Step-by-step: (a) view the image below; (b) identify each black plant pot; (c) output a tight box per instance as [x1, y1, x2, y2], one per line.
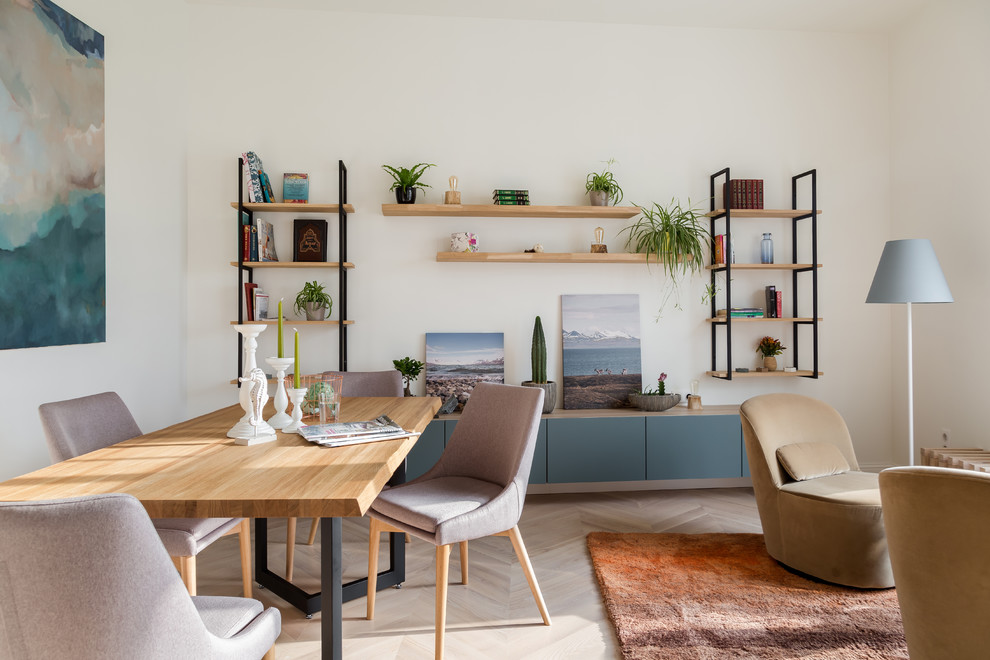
[395, 188, 417, 204]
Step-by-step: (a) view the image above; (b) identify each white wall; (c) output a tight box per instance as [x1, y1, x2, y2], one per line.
[185, 8, 895, 465]
[0, 0, 188, 481]
[889, 0, 990, 459]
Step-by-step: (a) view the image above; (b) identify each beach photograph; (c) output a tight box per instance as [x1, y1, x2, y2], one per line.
[561, 294, 642, 409]
[425, 332, 505, 411]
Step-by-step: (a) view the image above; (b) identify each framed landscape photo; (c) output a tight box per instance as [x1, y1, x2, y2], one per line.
[293, 218, 327, 262]
[425, 332, 504, 412]
[561, 294, 642, 409]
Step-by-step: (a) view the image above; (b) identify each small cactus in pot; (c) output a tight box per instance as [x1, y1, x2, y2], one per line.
[522, 315, 557, 414]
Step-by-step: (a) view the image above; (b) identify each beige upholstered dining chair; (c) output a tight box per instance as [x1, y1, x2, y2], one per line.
[39, 391, 253, 597]
[0, 493, 280, 659]
[365, 382, 551, 659]
[285, 369, 404, 581]
[880, 466, 990, 660]
[740, 393, 893, 588]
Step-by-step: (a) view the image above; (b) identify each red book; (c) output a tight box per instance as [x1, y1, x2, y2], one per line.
[776, 290, 783, 318]
[714, 234, 726, 264]
[244, 282, 258, 321]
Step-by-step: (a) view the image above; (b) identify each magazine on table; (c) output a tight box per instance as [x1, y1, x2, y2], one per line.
[297, 415, 414, 445]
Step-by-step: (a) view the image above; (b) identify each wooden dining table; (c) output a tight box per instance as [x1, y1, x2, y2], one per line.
[0, 395, 441, 660]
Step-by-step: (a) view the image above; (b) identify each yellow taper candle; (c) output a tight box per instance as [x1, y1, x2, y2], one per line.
[293, 329, 300, 389]
[277, 299, 284, 358]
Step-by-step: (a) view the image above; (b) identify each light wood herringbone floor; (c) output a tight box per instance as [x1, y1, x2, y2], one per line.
[197, 488, 761, 659]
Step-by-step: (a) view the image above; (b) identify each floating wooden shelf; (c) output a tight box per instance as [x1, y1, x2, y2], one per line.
[230, 202, 355, 213]
[229, 319, 354, 326]
[706, 263, 821, 271]
[706, 370, 823, 378]
[383, 203, 640, 219]
[705, 209, 822, 219]
[436, 251, 659, 264]
[231, 261, 355, 269]
[706, 317, 823, 323]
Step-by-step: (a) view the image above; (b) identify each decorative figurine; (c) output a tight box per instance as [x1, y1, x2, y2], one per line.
[591, 226, 607, 253]
[234, 367, 277, 445]
[450, 232, 478, 252]
[444, 175, 461, 205]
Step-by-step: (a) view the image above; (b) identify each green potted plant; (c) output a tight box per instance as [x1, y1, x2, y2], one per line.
[629, 373, 681, 412]
[756, 336, 785, 371]
[392, 356, 424, 397]
[620, 197, 711, 317]
[382, 162, 436, 204]
[521, 316, 556, 413]
[585, 158, 623, 206]
[294, 280, 332, 321]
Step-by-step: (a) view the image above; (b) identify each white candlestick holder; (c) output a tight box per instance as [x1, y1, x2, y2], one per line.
[228, 323, 269, 439]
[283, 387, 308, 433]
[265, 356, 295, 429]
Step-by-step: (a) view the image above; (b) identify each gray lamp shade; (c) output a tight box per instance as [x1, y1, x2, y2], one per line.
[866, 239, 953, 304]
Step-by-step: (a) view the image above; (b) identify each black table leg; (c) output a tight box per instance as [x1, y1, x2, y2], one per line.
[322, 517, 343, 660]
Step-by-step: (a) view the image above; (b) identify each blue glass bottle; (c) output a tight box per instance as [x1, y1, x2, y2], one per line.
[761, 233, 774, 264]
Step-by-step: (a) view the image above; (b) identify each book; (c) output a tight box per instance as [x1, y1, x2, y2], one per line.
[249, 225, 258, 262]
[261, 170, 276, 203]
[244, 282, 258, 320]
[714, 234, 726, 265]
[242, 152, 265, 203]
[776, 290, 783, 318]
[283, 173, 309, 203]
[493, 199, 531, 205]
[254, 292, 269, 320]
[493, 189, 529, 195]
[256, 219, 278, 262]
[293, 218, 328, 262]
[764, 286, 776, 318]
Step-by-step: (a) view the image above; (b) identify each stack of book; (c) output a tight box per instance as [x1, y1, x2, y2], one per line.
[241, 213, 278, 262]
[712, 233, 735, 264]
[493, 189, 530, 205]
[243, 282, 270, 321]
[722, 179, 764, 209]
[242, 151, 277, 203]
[764, 285, 783, 318]
[716, 307, 765, 319]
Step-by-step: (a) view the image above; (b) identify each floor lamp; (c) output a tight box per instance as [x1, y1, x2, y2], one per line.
[866, 239, 953, 465]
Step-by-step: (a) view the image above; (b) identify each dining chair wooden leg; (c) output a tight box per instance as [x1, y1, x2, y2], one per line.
[459, 541, 469, 585]
[238, 518, 252, 598]
[262, 644, 276, 660]
[285, 517, 297, 581]
[436, 544, 451, 660]
[367, 517, 384, 620]
[306, 517, 319, 545]
[178, 555, 197, 596]
[502, 526, 551, 626]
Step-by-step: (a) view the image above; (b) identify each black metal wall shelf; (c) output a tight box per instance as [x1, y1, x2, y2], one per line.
[706, 167, 821, 380]
[234, 159, 350, 379]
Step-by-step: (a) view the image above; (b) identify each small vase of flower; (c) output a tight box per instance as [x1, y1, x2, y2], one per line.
[756, 336, 785, 371]
[629, 372, 681, 412]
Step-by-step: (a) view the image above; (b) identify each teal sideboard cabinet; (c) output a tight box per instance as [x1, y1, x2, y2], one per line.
[406, 405, 745, 489]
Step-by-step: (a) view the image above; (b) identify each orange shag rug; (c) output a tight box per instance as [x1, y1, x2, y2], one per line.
[587, 533, 906, 659]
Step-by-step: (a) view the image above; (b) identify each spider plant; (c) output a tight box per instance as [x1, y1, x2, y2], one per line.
[585, 158, 623, 205]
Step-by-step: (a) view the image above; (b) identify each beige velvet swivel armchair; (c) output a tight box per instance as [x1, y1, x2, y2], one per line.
[740, 393, 893, 588]
[880, 466, 990, 659]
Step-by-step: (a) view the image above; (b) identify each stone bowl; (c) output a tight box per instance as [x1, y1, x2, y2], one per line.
[629, 393, 681, 412]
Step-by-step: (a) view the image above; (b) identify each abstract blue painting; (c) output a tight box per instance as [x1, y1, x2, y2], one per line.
[0, 0, 105, 349]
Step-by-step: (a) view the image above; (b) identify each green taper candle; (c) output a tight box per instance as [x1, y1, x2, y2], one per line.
[277, 299, 284, 358]
[293, 329, 300, 389]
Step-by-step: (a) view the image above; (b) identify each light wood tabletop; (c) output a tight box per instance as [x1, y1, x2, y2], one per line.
[0, 396, 441, 519]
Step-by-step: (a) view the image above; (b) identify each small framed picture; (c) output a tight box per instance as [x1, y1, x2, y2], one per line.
[293, 218, 328, 262]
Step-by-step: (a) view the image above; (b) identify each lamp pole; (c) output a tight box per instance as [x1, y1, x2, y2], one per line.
[906, 302, 914, 466]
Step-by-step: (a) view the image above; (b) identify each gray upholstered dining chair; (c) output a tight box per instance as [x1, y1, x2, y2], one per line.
[39, 391, 253, 597]
[880, 466, 990, 660]
[0, 493, 280, 659]
[285, 369, 404, 581]
[365, 382, 551, 659]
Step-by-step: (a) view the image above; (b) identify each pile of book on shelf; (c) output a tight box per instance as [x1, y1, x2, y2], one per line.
[764, 285, 783, 318]
[722, 179, 764, 209]
[297, 415, 415, 447]
[241, 213, 278, 263]
[492, 189, 529, 205]
[242, 282, 270, 321]
[242, 151, 277, 203]
[712, 233, 735, 265]
[717, 307, 765, 319]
